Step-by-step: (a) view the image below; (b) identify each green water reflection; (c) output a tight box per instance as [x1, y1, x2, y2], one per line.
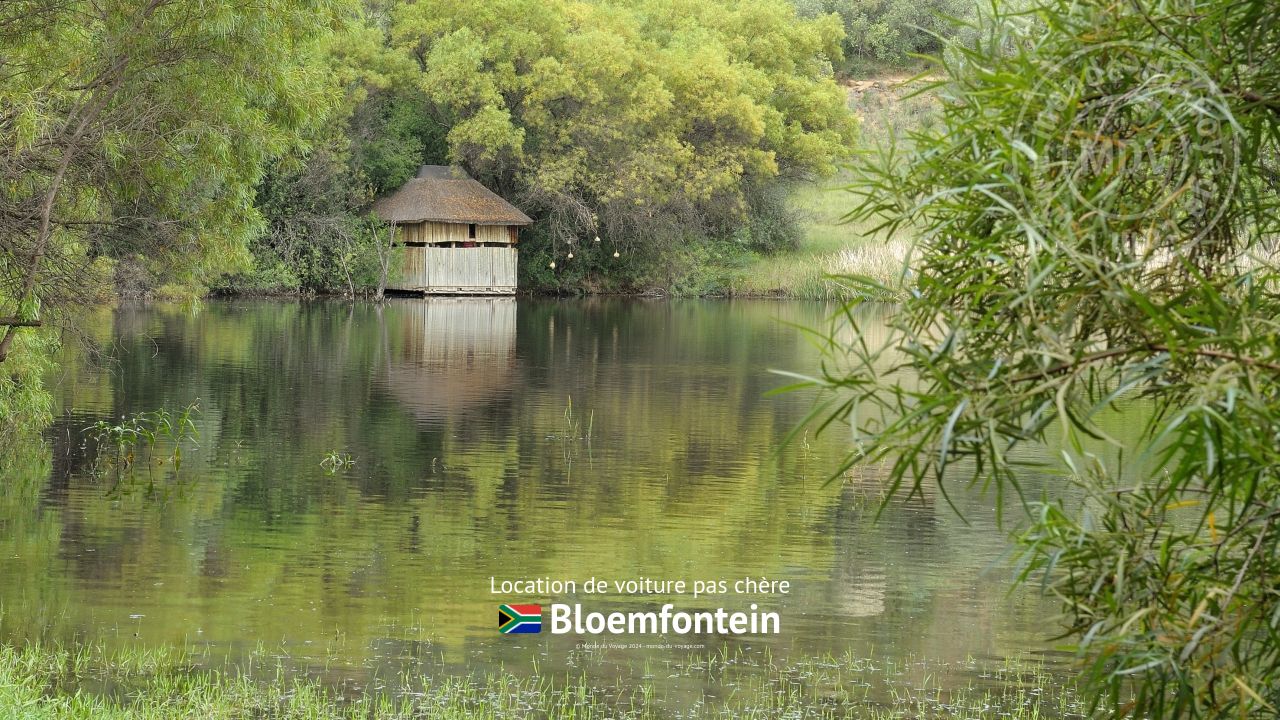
[3, 298, 1064, 697]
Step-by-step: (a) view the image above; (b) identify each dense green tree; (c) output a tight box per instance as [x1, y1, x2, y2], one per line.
[793, 0, 976, 70]
[801, 0, 1280, 715]
[227, 14, 445, 296]
[390, 0, 855, 290]
[0, 0, 359, 426]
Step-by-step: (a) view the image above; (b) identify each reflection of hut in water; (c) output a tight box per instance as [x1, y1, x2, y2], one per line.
[383, 299, 517, 422]
[372, 166, 532, 295]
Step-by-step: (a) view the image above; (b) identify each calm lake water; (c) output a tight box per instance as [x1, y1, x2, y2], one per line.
[2, 299, 1073, 705]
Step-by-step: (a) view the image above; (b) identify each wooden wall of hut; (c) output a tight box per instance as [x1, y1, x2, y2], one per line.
[397, 246, 517, 294]
[398, 222, 515, 245]
[393, 221, 519, 294]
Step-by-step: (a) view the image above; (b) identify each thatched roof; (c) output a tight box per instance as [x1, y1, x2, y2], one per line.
[372, 166, 532, 226]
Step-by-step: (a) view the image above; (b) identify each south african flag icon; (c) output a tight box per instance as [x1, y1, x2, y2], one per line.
[498, 604, 542, 634]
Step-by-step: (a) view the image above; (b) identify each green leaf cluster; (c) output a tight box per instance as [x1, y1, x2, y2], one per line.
[387, 0, 854, 286]
[1, 0, 359, 288]
[801, 0, 1280, 715]
[0, 0, 365, 429]
[793, 0, 979, 71]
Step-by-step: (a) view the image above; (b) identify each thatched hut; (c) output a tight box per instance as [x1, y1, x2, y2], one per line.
[373, 166, 532, 294]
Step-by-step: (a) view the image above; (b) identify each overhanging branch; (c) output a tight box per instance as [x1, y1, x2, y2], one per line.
[0, 317, 43, 327]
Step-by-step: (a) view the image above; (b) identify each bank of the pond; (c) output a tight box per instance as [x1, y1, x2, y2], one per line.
[208, 199, 911, 302]
[720, 187, 909, 300]
[0, 644, 1084, 720]
[656, 77, 930, 300]
[212, 79, 930, 303]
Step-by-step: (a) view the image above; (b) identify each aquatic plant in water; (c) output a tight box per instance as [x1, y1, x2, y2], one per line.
[84, 402, 200, 490]
[321, 450, 356, 473]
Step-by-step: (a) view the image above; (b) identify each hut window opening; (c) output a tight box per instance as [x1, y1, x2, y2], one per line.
[468, 223, 477, 239]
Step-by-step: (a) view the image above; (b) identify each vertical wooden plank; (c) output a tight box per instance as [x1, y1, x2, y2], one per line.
[408, 246, 520, 294]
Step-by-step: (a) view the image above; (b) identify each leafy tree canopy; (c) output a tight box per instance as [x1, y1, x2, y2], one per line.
[793, 0, 977, 69]
[0, 0, 360, 375]
[390, 0, 855, 270]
